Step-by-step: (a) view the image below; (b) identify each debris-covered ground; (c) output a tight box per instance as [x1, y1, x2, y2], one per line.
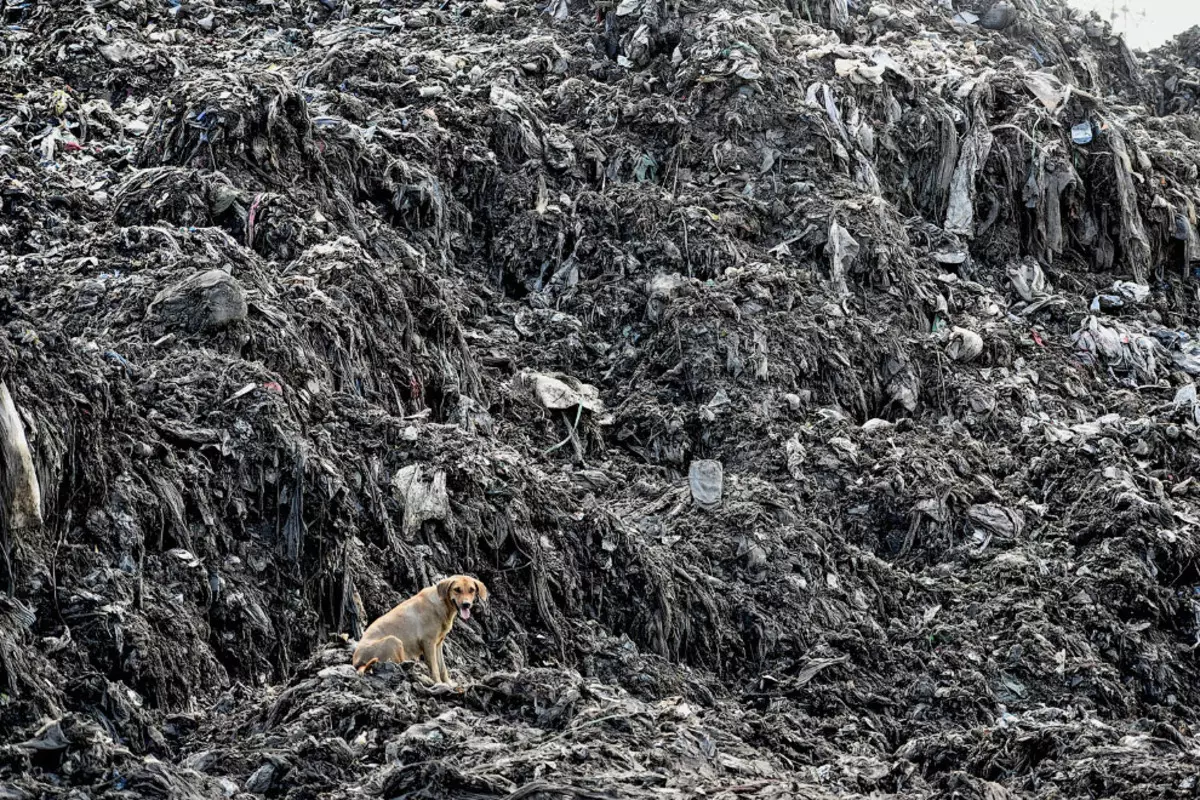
[3, 0, 1200, 797]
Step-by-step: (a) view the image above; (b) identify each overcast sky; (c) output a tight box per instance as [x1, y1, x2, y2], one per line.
[1068, 0, 1200, 49]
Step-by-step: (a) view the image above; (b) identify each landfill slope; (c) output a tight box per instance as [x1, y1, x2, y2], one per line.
[2, 0, 1200, 797]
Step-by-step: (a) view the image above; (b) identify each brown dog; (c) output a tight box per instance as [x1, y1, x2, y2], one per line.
[352, 575, 487, 684]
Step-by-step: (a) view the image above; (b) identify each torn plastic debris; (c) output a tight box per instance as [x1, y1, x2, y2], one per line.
[1090, 282, 1149, 313]
[1176, 350, 1200, 376]
[148, 269, 248, 333]
[1025, 72, 1070, 113]
[1173, 214, 1200, 266]
[979, 0, 1017, 30]
[1071, 121, 1094, 145]
[688, 459, 724, 508]
[825, 220, 859, 298]
[966, 504, 1025, 546]
[1173, 384, 1200, 425]
[1151, 329, 1200, 376]
[945, 121, 993, 236]
[933, 250, 969, 265]
[1008, 258, 1065, 315]
[946, 327, 984, 362]
[391, 464, 450, 537]
[1112, 281, 1150, 303]
[1090, 294, 1125, 313]
[0, 382, 43, 530]
[518, 371, 604, 413]
[1173, 383, 1197, 409]
[1073, 316, 1161, 382]
[835, 58, 886, 86]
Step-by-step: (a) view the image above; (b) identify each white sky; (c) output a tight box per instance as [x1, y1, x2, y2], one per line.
[1068, 0, 1200, 49]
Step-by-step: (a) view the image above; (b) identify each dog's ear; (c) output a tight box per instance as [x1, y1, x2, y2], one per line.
[474, 578, 488, 602]
[436, 577, 454, 604]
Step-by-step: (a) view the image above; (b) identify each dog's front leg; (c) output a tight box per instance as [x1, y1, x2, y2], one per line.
[436, 640, 451, 684]
[423, 639, 444, 684]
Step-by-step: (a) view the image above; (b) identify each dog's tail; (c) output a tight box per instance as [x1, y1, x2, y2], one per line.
[352, 635, 406, 671]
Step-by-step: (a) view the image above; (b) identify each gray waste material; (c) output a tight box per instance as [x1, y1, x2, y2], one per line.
[4, 0, 1200, 798]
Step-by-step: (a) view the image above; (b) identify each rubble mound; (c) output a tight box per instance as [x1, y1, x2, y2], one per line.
[3, 0, 1200, 797]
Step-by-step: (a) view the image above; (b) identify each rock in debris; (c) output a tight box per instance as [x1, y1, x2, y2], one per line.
[148, 269, 248, 333]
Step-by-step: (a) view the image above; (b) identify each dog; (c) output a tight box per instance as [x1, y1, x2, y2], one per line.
[352, 575, 487, 684]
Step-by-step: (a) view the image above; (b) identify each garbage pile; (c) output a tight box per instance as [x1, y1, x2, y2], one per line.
[3, 0, 1200, 797]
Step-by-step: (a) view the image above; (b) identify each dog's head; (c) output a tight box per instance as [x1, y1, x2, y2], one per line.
[437, 575, 488, 621]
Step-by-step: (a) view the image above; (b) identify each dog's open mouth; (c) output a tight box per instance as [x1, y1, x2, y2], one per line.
[459, 606, 471, 620]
